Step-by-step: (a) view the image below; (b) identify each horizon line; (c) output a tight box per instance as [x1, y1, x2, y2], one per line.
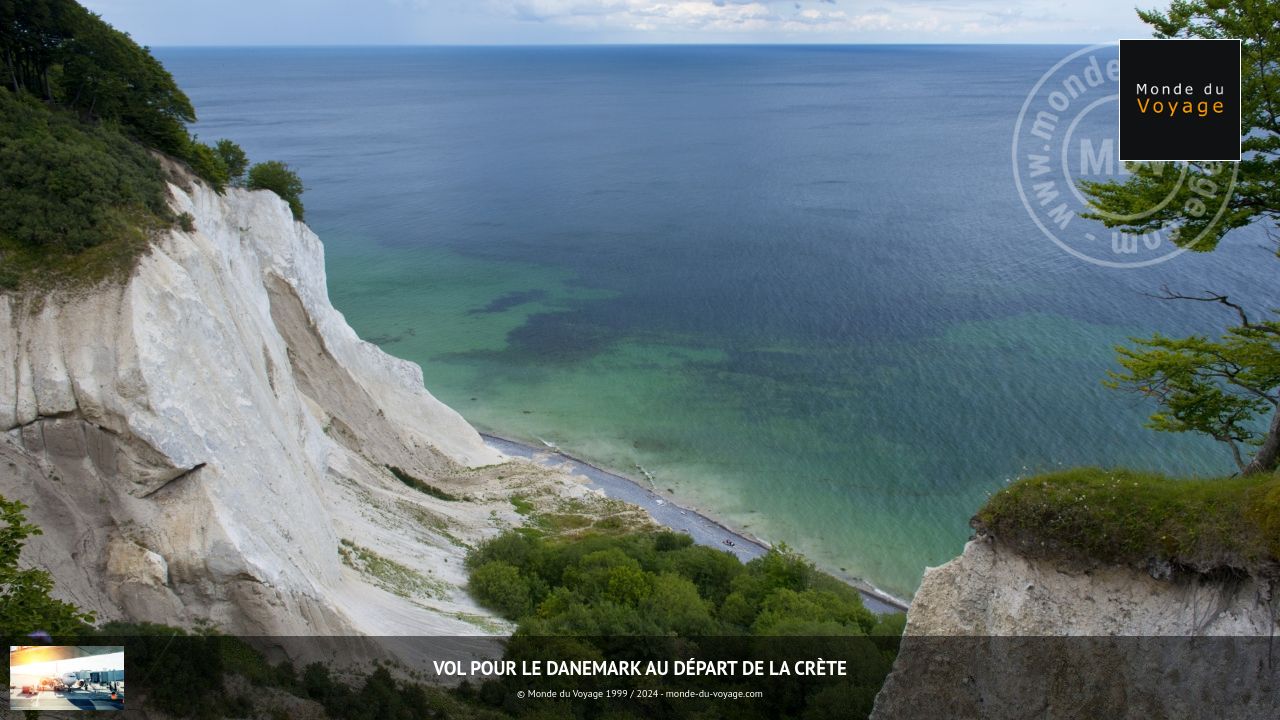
[151, 40, 1123, 50]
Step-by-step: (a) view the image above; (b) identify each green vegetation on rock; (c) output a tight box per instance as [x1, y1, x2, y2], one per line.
[974, 468, 1280, 579]
[999, 1, 1280, 579]
[387, 464, 462, 501]
[338, 538, 448, 600]
[0, 495, 95, 636]
[0, 1, 302, 288]
[248, 160, 306, 220]
[0, 89, 172, 288]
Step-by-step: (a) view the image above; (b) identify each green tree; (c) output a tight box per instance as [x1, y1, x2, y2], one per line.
[0, 495, 95, 635]
[52, 5, 195, 155]
[1107, 321, 1280, 474]
[1082, 0, 1280, 475]
[751, 588, 873, 636]
[469, 561, 532, 619]
[603, 563, 651, 606]
[466, 530, 898, 719]
[0, 89, 170, 252]
[1081, 0, 1278, 253]
[214, 139, 249, 185]
[248, 160, 306, 220]
[0, 0, 79, 98]
[186, 139, 230, 192]
[1, 2, 249, 192]
[640, 572, 715, 635]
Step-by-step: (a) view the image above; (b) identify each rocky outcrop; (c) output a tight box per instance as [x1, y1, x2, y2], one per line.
[871, 537, 1280, 719]
[0, 170, 537, 636]
[893, 537, 1277, 636]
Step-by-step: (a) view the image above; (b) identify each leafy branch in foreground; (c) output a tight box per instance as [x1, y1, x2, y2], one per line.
[1105, 319, 1280, 474]
[0, 495, 95, 636]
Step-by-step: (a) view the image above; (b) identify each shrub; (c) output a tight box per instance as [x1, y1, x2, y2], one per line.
[469, 561, 532, 619]
[248, 160, 305, 220]
[0, 495, 96, 635]
[466, 530, 541, 571]
[0, 89, 171, 254]
[214, 139, 249, 184]
[185, 139, 230, 192]
[467, 530, 902, 719]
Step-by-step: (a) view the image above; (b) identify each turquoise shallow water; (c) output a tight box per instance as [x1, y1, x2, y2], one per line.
[162, 45, 1272, 598]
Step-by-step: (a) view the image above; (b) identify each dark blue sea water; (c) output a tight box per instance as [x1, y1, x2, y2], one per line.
[159, 46, 1273, 598]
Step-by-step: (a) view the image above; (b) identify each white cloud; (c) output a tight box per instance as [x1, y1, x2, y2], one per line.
[80, 0, 1150, 46]
[488, 0, 1124, 38]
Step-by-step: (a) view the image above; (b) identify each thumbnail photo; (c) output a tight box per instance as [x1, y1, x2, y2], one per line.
[9, 645, 125, 712]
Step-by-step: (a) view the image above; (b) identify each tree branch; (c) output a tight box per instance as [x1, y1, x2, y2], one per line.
[1142, 285, 1254, 326]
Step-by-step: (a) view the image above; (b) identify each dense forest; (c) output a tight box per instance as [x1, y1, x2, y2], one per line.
[465, 529, 903, 718]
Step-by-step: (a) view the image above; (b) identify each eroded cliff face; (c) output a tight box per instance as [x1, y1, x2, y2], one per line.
[0, 172, 551, 636]
[872, 537, 1280, 719]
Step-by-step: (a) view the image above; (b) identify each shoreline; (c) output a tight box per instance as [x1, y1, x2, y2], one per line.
[479, 431, 910, 615]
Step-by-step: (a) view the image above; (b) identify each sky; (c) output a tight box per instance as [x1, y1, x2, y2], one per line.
[81, 0, 1152, 46]
[10, 651, 125, 681]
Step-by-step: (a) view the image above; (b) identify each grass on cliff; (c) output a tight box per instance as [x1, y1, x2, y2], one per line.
[338, 538, 450, 601]
[974, 467, 1280, 579]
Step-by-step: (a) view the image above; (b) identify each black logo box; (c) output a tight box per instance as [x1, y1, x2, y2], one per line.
[1119, 38, 1241, 162]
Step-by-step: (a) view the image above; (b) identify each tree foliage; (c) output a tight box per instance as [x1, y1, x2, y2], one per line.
[0, 495, 95, 636]
[0, 0, 78, 99]
[1107, 321, 1280, 474]
[1084, 1, 1280, 475]
[1, 0, 194, 155]
[0, 1, 297, 285]
[185, 139, 230, 192]
[0, 89, 170, 253]
[248, 160, 305, 220]
[1080, 0, 1279, 252]
[214, 138, 248, 185]
[466, 530, 902, 718]
[467, 530, 884, 637]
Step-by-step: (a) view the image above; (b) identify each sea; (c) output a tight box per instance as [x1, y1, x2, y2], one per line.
[159, 45, 1273, 599]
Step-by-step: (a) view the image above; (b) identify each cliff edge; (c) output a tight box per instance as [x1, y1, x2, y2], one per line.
[871, 536, 1280, 719]
[0, 170, 547, 636]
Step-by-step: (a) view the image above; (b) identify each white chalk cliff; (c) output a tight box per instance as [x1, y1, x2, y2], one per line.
[871, 537, 1280, 719]
[893, 537, 1277, 636]
[0, 168, 539, 636]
